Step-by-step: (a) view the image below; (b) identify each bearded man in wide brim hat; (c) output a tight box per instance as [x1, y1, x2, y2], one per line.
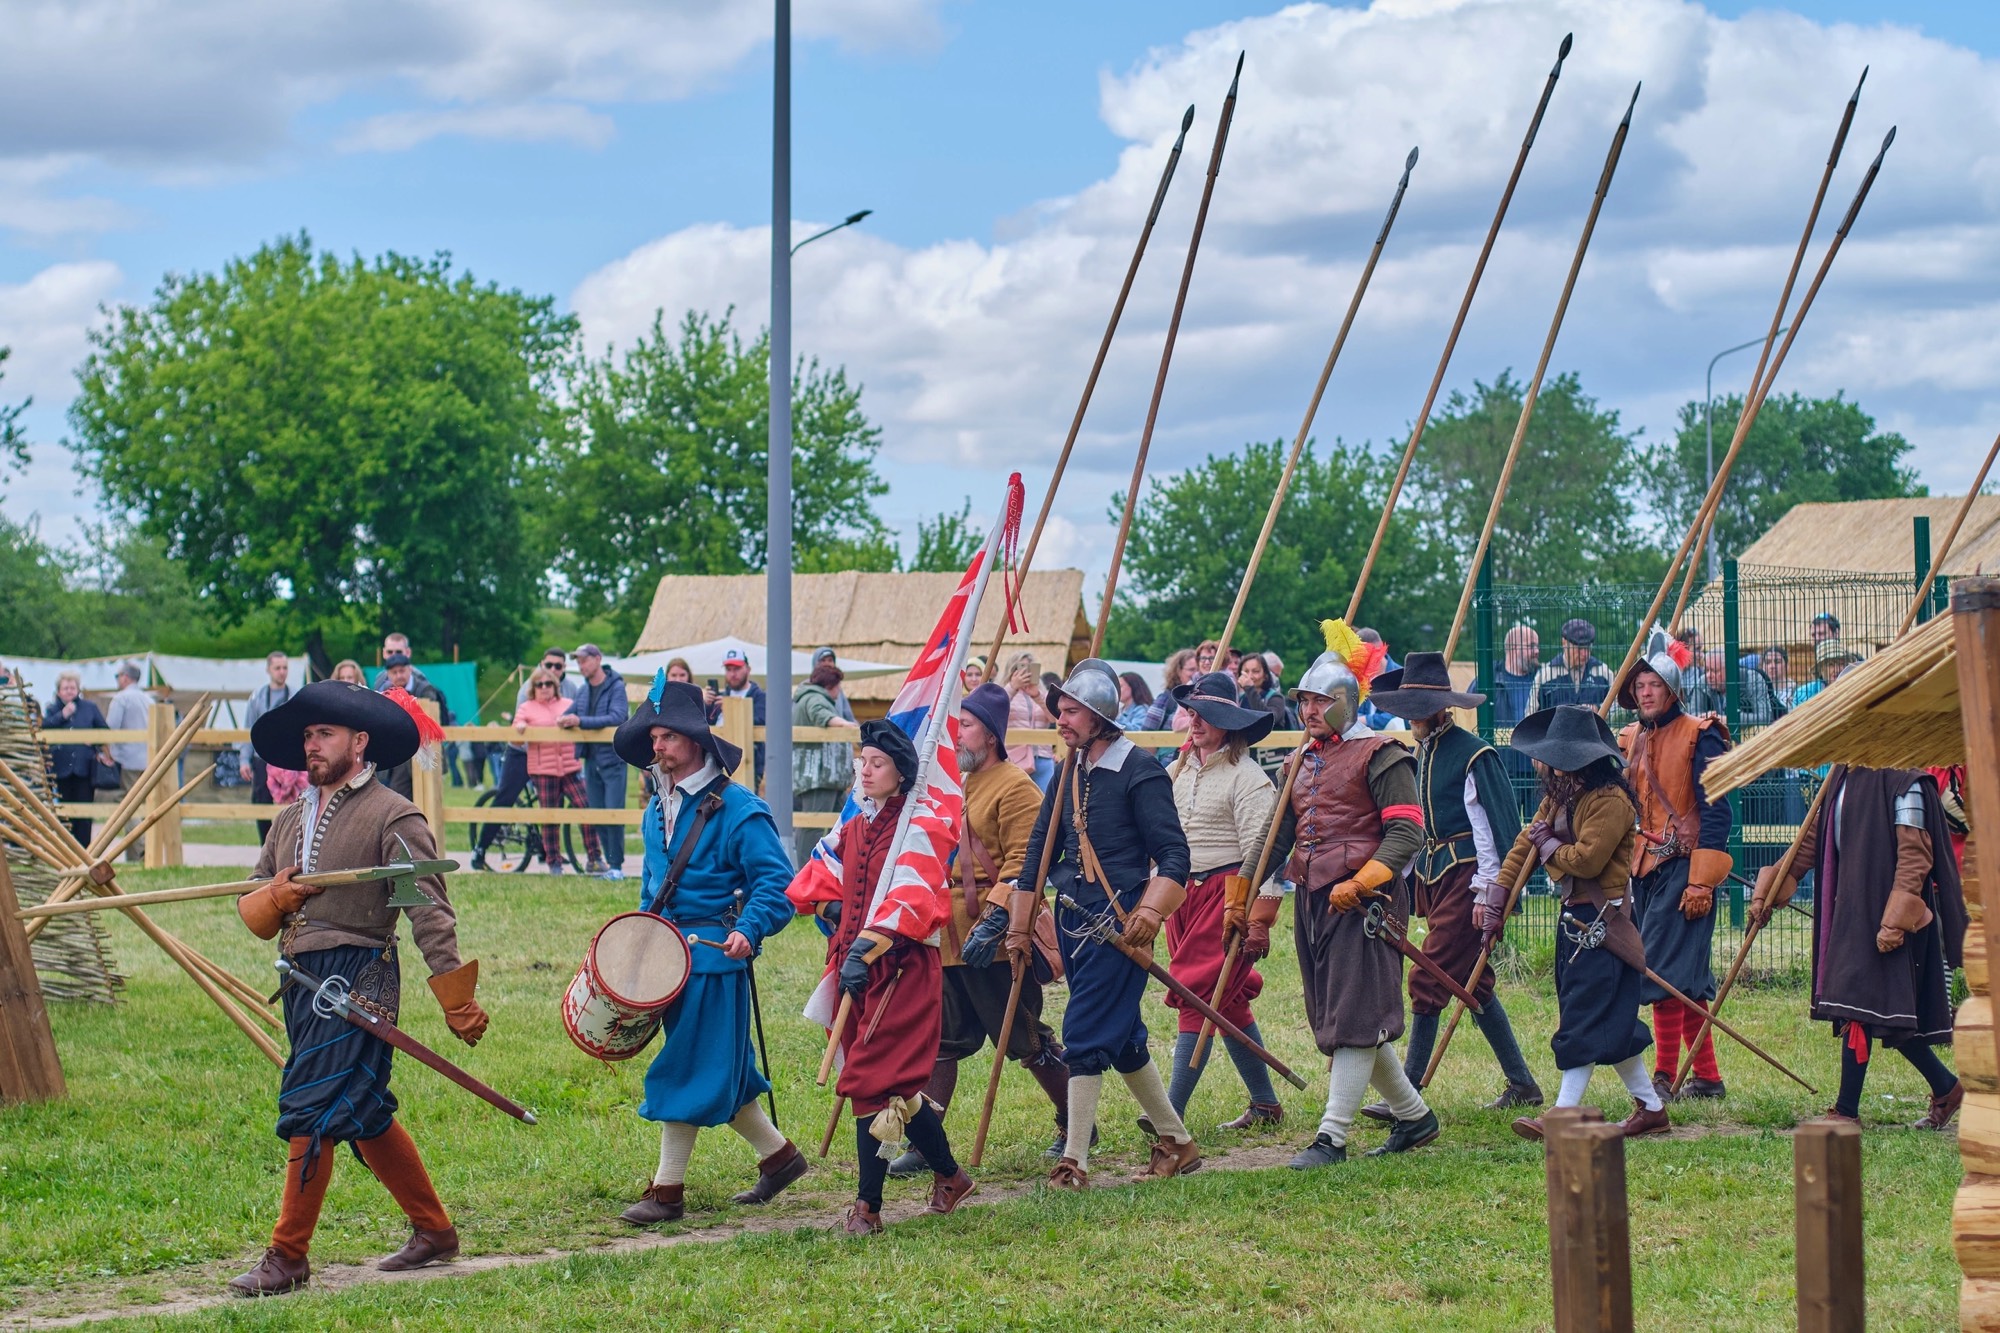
[1615, 625, 1734, 1104]
[1361, 652, 1541, 1116]
[227, 680, 488, 1298]
[997, 658, 1195, 1189]
[1261, 629, 1438, 1168]
[610, 677, 802, 1230]
[1499, 705, 1666, 1141]
[1152, 672, 1285, 1132]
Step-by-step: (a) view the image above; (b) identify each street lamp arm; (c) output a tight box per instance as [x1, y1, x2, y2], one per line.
[790, 209, 874, 256]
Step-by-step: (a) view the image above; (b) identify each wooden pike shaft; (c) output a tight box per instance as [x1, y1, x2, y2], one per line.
[70, 763, 216, 876]
[1607, 121, 1896, 692]
[1442, 85, 1640, 662]
[1421, 845, 1536, 1087]
[983, 106, 1196, 681]
[1093, 54, 1243, 657]
[80, 699, 208, 861]
[1665, 68, 1867, 631]
[1643, 958, 1816, 1093]
[1671, 775, 1835, 1093]
[816, 993, 853, 1087]
[1348, 33, 1572, 624]
[1896, 428, 2000, 638]
[1192, 745, 1303, 1065]
[27, 763, 217, 940]
[1213, 146, 1418, 662]
[820, 1094, 846, 1158]
[23, 862, 415, 919]
[970, 753, 1075, 1167]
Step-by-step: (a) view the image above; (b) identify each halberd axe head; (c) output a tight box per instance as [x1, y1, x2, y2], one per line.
[379, 832, 455, 908]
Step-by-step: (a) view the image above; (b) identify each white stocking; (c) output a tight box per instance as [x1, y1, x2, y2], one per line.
[654, 1122, 698, 1186]
[1614, 1055, 1663, 1111]
[729, 1102, 788, 1158]
[1066, 1074, 1103, 1169]
[1121, 1061, 1192, 1144]
[1556, 1066, 1594, 1108]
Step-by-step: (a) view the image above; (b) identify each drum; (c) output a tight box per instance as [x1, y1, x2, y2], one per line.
[562, 912, 692, 1061]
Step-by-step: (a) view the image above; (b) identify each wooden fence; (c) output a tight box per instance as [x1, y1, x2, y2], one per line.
[46, 699, 1299, 865]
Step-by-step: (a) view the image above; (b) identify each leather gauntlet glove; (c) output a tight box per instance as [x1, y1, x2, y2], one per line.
[237, 867, 322, 939]
[1122, 877, 1186, 950]
[961, 906, 1008, 970]
[1678, 884, 1714, 921]
[1328, 859, 1395, 914]
[839, 932, 889, 1000]
[1219, 874, 1252, 939]
[428, 960, 490, 1046]
[1242, 892, 1282, 961]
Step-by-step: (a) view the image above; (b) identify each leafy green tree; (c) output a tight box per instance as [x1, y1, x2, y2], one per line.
[1102, 438, 1446, 673]
[906, 499, 984, 572]
[1642, 391, 1924, 560]
[0, 514, 78, 657]
[542, 309, 892, 646]
[0, 348, 27, 494]
[1405, 370, 1661, 590]
[69, 233, 573, 672]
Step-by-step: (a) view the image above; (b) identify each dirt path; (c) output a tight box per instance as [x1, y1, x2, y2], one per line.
[0, 1122, 1796, 1329]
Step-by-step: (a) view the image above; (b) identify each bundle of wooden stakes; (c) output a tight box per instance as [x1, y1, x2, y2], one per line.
[0, 695, 283, 1066]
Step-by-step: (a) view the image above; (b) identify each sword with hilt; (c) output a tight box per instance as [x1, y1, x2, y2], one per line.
[274, 958, 537, 1124]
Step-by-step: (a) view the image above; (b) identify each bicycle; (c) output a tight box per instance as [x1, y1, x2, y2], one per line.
[470, 784, 583, 874]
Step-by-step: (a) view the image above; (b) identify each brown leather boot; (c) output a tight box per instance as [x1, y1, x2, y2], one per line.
[1620, 1100, 1672, 1138]
[1511, 1116, 1546, 1142]
[837, 1201, 884, 1235]
[379, 1226, 459, 1272]
[1219, 1102, 1284, 1130]
[227, 1248, 310, 1297]
[620, 1182, 685, 1226]
[1915, 1080, 1965, 1131]
[1047, 1157, 1089, 1190]
[924, 1168, 977, 1216]
[732, 1141, 808, 1205]
[1132, 1136, 1202, 1181]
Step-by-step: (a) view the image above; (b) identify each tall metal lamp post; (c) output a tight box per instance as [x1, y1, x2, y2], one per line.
[1704, 328, 1787, 581]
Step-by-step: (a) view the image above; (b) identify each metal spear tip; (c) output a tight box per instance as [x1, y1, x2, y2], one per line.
[1404, 146, 1420, 170]
[1851, 65, 1868, 102]
[1228, 49, 1244, 96]
[1878, 124, 1897, 156]
[1558, 32, 1574, 60]
[1181, 104, 1196, 132]
[1621, 81, 1642, 124]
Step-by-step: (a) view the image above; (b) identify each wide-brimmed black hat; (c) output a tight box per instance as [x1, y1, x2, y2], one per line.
[859, 719, 919, 793]
[251, 679, 421, 771]
[615, 677, 743, 774]
[1507, 705, 1623, 773]
[1367, 651, 1485, 720]
[960, 682, 1012, 761]
[1169, 672, 1277, 745]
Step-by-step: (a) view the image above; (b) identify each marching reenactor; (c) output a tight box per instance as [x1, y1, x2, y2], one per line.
[1363, 652, 1541, 1111]
[228, 682, 489, 1297]
[1157, 672, 1284, 1129]
[973, 658, 1196, 1189]
[789, 721, 975, 1234]
[1617, 626, 1734, 1102]
[613, 679, 803, 1228]
[1500, 707, 1667, 1141]
[1263, 635, 1439, 1168]
[1750, 766, 1967, 1129]
[894, 683, 1076, 1175]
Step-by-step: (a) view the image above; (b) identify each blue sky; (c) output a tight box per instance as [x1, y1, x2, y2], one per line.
[3, 0, 1997, 598]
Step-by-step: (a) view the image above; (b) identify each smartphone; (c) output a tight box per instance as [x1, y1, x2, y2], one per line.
[707, 679, 719, 692]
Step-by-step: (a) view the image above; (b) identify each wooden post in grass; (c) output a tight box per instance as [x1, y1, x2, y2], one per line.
[0, 852, 65, 1103]
[143, 702, 183, 869]
[718, 696, 754, 791]
[1545, 1113, 1631, 1333]
[413, 700, 446, 842]
[1795, 1119, 1864, 1333]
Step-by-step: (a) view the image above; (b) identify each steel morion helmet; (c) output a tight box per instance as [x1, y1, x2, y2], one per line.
[1046, 657, 1122, 729]
[1292, 650, 1361, 734]
[1615, 621, 1691, 712]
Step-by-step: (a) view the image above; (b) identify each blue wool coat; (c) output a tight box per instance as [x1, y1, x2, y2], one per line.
[636, 776, 796, 1126]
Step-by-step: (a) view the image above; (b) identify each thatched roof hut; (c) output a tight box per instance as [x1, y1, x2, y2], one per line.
[631, 569, 1092, 706]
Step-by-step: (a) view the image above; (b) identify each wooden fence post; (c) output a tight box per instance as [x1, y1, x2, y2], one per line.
[413, 700, 446, 841]
[1795, 1119, 1864, 1332]
[0, 851, 65, 1103]
[1546, 1114, 1632, 1333]
[143, 703, 182, 869]
[1955, 580, 2000, 1085]
[1954, 577, 2000, 1329]
[718, 696, 754, 791]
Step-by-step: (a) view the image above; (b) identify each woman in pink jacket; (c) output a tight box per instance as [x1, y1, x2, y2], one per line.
[514, 669, 602, 873]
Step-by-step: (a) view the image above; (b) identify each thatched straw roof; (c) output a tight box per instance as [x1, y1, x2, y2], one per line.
[632, 569, 1092, 702]
[1703, 611, 1960, 797]
[1736, 497, 2000, 575]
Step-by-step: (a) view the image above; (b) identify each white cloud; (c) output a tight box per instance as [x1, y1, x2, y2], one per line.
[336, 102, 616, 154]
[573, 0, 2000, 581]
[0, 260, 123, 404]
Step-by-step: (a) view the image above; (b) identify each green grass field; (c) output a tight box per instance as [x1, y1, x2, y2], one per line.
[0, 868, 1964, 1330]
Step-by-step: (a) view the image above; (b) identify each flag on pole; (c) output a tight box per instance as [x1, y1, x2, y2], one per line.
[786, 475, 1025, 1033]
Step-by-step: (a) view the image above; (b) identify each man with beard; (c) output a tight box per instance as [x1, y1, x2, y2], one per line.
[227, 681, 488, 1297]
[1362, 652, 1541, 1113]
[990, 659, 1195, 1189]
[894, 682, 1075, 1175]
[1262, 629, 1437, 1168]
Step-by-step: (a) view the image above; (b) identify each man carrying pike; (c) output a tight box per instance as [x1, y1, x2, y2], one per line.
[894, 682, 1076, 1176]
[614, 677, 802, 1228]
[977, 658, 1196, 1189]
[1362, 652, 1541, 1113]
[1617, 626, 1734, 1103]
[1262, 632, 1439, 1167]
[228, 681, 489, 1298]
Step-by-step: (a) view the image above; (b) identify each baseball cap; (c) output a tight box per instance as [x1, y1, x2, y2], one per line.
[813, 646, 837, 664]
[722, 648, 750, 666]
[382, 651, 412, 668]
[575, 643, 602, 659]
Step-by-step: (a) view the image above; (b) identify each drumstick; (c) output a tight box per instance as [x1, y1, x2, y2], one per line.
[686, 935, 729, 951]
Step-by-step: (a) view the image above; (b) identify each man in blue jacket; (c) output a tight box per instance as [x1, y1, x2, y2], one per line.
[612, 677, 802, 1226]
[564, 644, 630, 879]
